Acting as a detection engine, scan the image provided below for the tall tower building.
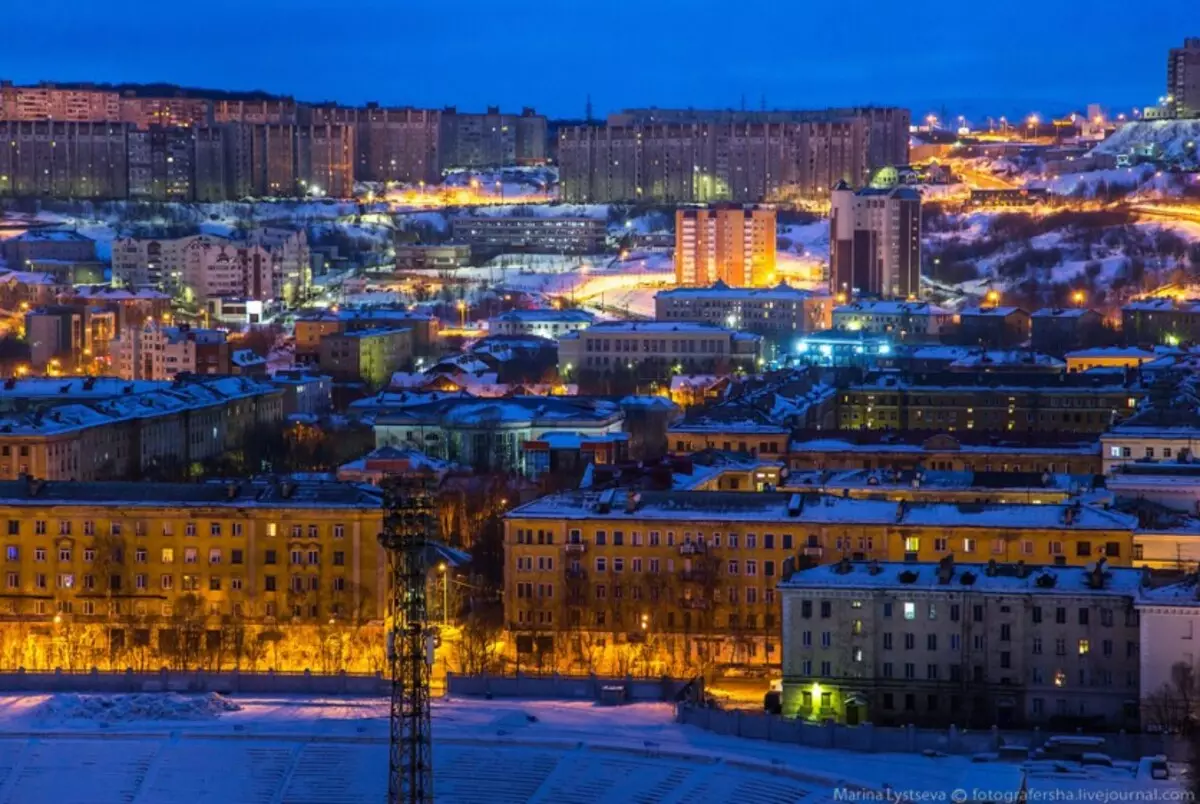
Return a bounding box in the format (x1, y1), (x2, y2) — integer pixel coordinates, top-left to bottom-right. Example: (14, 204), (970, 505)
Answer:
(829, 182), (922, 300)
(1168, 38), (1200, 119)
(675, 205), (777, 288)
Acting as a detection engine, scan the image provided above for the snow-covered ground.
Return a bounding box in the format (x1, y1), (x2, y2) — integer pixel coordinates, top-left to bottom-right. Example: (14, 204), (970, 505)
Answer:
(1090, 119), (1200, 166)
(0, 693), (1180, 804)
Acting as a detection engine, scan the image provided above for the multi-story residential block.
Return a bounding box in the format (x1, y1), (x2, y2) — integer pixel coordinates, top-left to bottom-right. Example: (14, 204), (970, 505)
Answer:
(1064, 347), (1158, 373)
(559, 108), (910, 204)
(374, 396), (625, 474)
(0, 120), (130, 199)
(271, 370), (334, 418)
(829, 183), (921, 299)
(1100, 420), (1200, 474)
(503, 491), (1137, 671)
(832, 300), (950, 337)
(295, 123), (355, 198)
(0, 81), (121, 121)
(674, 205), (776, 287)
(1031, 308), (1104, 354)
(655, 283), (831, 347)
(0, 230), (95, 267)
(347, 105), (441, 183)
(182, 239), (280, 302)
(438, 106), (547, 168)
(118, 95), (211, 130)
(450, 215), (607, 255)
(24, 306), (116, 372)
(295, 308), (439, 359)
(789, 431), (1102, 475)
(785, 468), (1080, 505)
(558, 321), (762, 382)
(112, 320), (197, 380)
(127, 127), (195, 200)
(213, 97), (298, 125)
(0, 376), (283, 481)
(837, 372), (1144, 434)
(318, 328), (413, 388)
(953, 306), (1032, 348)
(488, 309), (594, 339)
(1168, 38), (1200, 119)
(1123, 298), (1200, 346)
(0, 478), (384, 640)
(394, 243), (471, 271)
(65, 287), (172, 331)
(779, 559), (1143, 727)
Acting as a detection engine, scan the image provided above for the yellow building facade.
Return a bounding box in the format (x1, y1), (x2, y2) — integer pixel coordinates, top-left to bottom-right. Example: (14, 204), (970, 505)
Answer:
(0, 479), (385, 672)
(504, 490), (1137, 672)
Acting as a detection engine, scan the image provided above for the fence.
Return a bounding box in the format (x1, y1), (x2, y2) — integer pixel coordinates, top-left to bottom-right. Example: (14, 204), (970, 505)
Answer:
(0, 668), (389, 696)
(676, 706), (1191, 761)
(446, 672), (692, 702)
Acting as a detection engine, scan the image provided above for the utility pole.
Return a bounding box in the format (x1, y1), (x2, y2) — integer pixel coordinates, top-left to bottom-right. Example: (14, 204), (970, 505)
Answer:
(380, 478), (436, 804)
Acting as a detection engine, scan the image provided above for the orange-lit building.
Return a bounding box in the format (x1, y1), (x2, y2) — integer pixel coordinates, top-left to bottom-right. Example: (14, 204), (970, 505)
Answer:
(675, 205), (777, 287)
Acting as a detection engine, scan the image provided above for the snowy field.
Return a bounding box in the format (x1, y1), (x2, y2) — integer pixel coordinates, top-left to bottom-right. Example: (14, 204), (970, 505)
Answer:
(0, 693), (1182, 804)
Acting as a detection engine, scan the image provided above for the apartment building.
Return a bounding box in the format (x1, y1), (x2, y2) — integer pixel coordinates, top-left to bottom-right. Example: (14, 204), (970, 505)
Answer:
(439, 106), (547, 168)
(127, 126), (195, 200)
(0, 120), (130, 199)
(451, 216), (607, 255)
(374, 396), (625, 474)
(488, 309), (594, 339)
(1122, 298), (1200, 346)
(24, 306), (116, 372)
(0, 376), (283, 481)
(112, 320), (197, 380)
(838, 372), (1144, 435)
(954, 307), (1032, 348)
(674, 205), (776, 287)
(789, 431), (1102, 475)
(829, 183), (921, 299)
(1031, 308), (1104, 354)
(779, 559), (1143, 728)
(558, 321), (762, 381)
(182, 240), (280, 302)
(1, 230), (96, 267)
(656, 283), (831, 343)
(295, 308), (439, 360)
(318, 328), (413, 387)
(0, 81), (121, 121)
(1168, 38), (1200, 119)
(832, 300), (950, 337)
(558, 107), (909, 204)
(503, 491), (1136, 670)
(295, 123), (355, 197)
(346, 105), (441, 184)
(0, 477), (384, 628)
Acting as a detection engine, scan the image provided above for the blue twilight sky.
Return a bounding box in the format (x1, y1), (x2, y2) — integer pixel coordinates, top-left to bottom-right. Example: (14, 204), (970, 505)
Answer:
(3, 0), (1195, 120)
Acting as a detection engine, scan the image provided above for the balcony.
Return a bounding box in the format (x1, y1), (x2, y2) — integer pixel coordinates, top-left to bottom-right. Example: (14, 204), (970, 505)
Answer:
(679, 569), (710, 583)
(563, 542), (587, 554)
(680, 597), (711, 610)
(565, 567), (588, 581)
(678, 543), (705, 556)
(802, 546), (823, 558)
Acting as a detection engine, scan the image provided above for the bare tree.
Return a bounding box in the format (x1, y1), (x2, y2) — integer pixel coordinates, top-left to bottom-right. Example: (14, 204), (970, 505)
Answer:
(1144, 661), (1200, 732)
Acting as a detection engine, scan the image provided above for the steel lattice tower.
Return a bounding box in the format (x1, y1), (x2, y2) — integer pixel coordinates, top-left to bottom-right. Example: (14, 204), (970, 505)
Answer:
(379, 479), (435, 804)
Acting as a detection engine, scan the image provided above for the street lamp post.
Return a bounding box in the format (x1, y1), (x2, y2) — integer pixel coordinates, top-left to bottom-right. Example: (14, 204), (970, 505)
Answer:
(438, 562), (448, 626)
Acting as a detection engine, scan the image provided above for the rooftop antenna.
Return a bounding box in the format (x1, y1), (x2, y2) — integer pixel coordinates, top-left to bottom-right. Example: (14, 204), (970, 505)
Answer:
(585, 94), (594, 123)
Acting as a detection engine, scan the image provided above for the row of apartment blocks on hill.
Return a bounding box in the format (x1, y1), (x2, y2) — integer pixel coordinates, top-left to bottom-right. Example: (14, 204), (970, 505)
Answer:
(558, 107), (910, 203)
(0, 82), (548, 198)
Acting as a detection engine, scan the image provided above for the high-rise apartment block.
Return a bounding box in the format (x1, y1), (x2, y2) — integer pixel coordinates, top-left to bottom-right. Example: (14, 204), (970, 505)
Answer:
(438, 106), (547, 168)
(559, 107), (909, 203)
(0, 120), (130, 198)
(1168, 38), (1200, 118)
(674, 205), (777, 287)
(829, 182), (922, 299)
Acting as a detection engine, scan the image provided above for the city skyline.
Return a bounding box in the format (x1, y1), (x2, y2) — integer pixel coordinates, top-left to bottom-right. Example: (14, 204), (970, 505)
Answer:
(5, 1), (1193, 119)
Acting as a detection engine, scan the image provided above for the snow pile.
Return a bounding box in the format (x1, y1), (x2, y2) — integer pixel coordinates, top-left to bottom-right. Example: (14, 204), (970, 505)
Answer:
(36, 692), (242, 723)
(1091, 120), (1200, 165)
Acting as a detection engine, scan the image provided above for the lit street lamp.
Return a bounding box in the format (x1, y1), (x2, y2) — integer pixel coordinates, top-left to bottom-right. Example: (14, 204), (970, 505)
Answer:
(438, 562), (448, 626)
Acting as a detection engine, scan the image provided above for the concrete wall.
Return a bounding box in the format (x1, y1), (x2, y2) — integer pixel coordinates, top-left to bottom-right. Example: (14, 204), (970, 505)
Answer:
(447, 672), (692, 702)
(0, 669), (389, 695)
(676, 705), (1189, 761)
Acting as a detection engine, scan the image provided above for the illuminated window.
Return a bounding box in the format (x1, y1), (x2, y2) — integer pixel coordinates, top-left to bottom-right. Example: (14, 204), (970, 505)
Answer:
(1078, 639), (1090, 656)
(904, 536), (920, 553)
(903, 602), (916, 621)
(1054, 670), (1066, 687)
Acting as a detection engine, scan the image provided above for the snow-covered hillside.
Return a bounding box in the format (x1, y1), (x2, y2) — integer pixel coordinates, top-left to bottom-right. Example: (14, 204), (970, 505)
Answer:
(1091, 119), (1200, 165)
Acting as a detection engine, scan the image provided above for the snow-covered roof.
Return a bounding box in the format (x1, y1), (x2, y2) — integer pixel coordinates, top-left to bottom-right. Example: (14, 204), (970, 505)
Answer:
(834, 301), (950, 316)
(71, 287), (172, 301)
(780, 560), (1145, 597)
(789, 435), (1100, 457)
(1031, 307), (1096, 319)
(948, 351), (1064, 369)
(0, 478), (380, 509)
(1065, 347), (1157, 360)
(7, 229), (91, 243)
(231, 349), (266, 368)
(490, 309), (594, 324)
(1123, 298), (1200, 313)
(656, 281), (817, 302)
(581, 321), (736, 334)
(959, 306), (1027, 317)
(376, 396), (622, 428)
(507, 490), (1136, 531)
